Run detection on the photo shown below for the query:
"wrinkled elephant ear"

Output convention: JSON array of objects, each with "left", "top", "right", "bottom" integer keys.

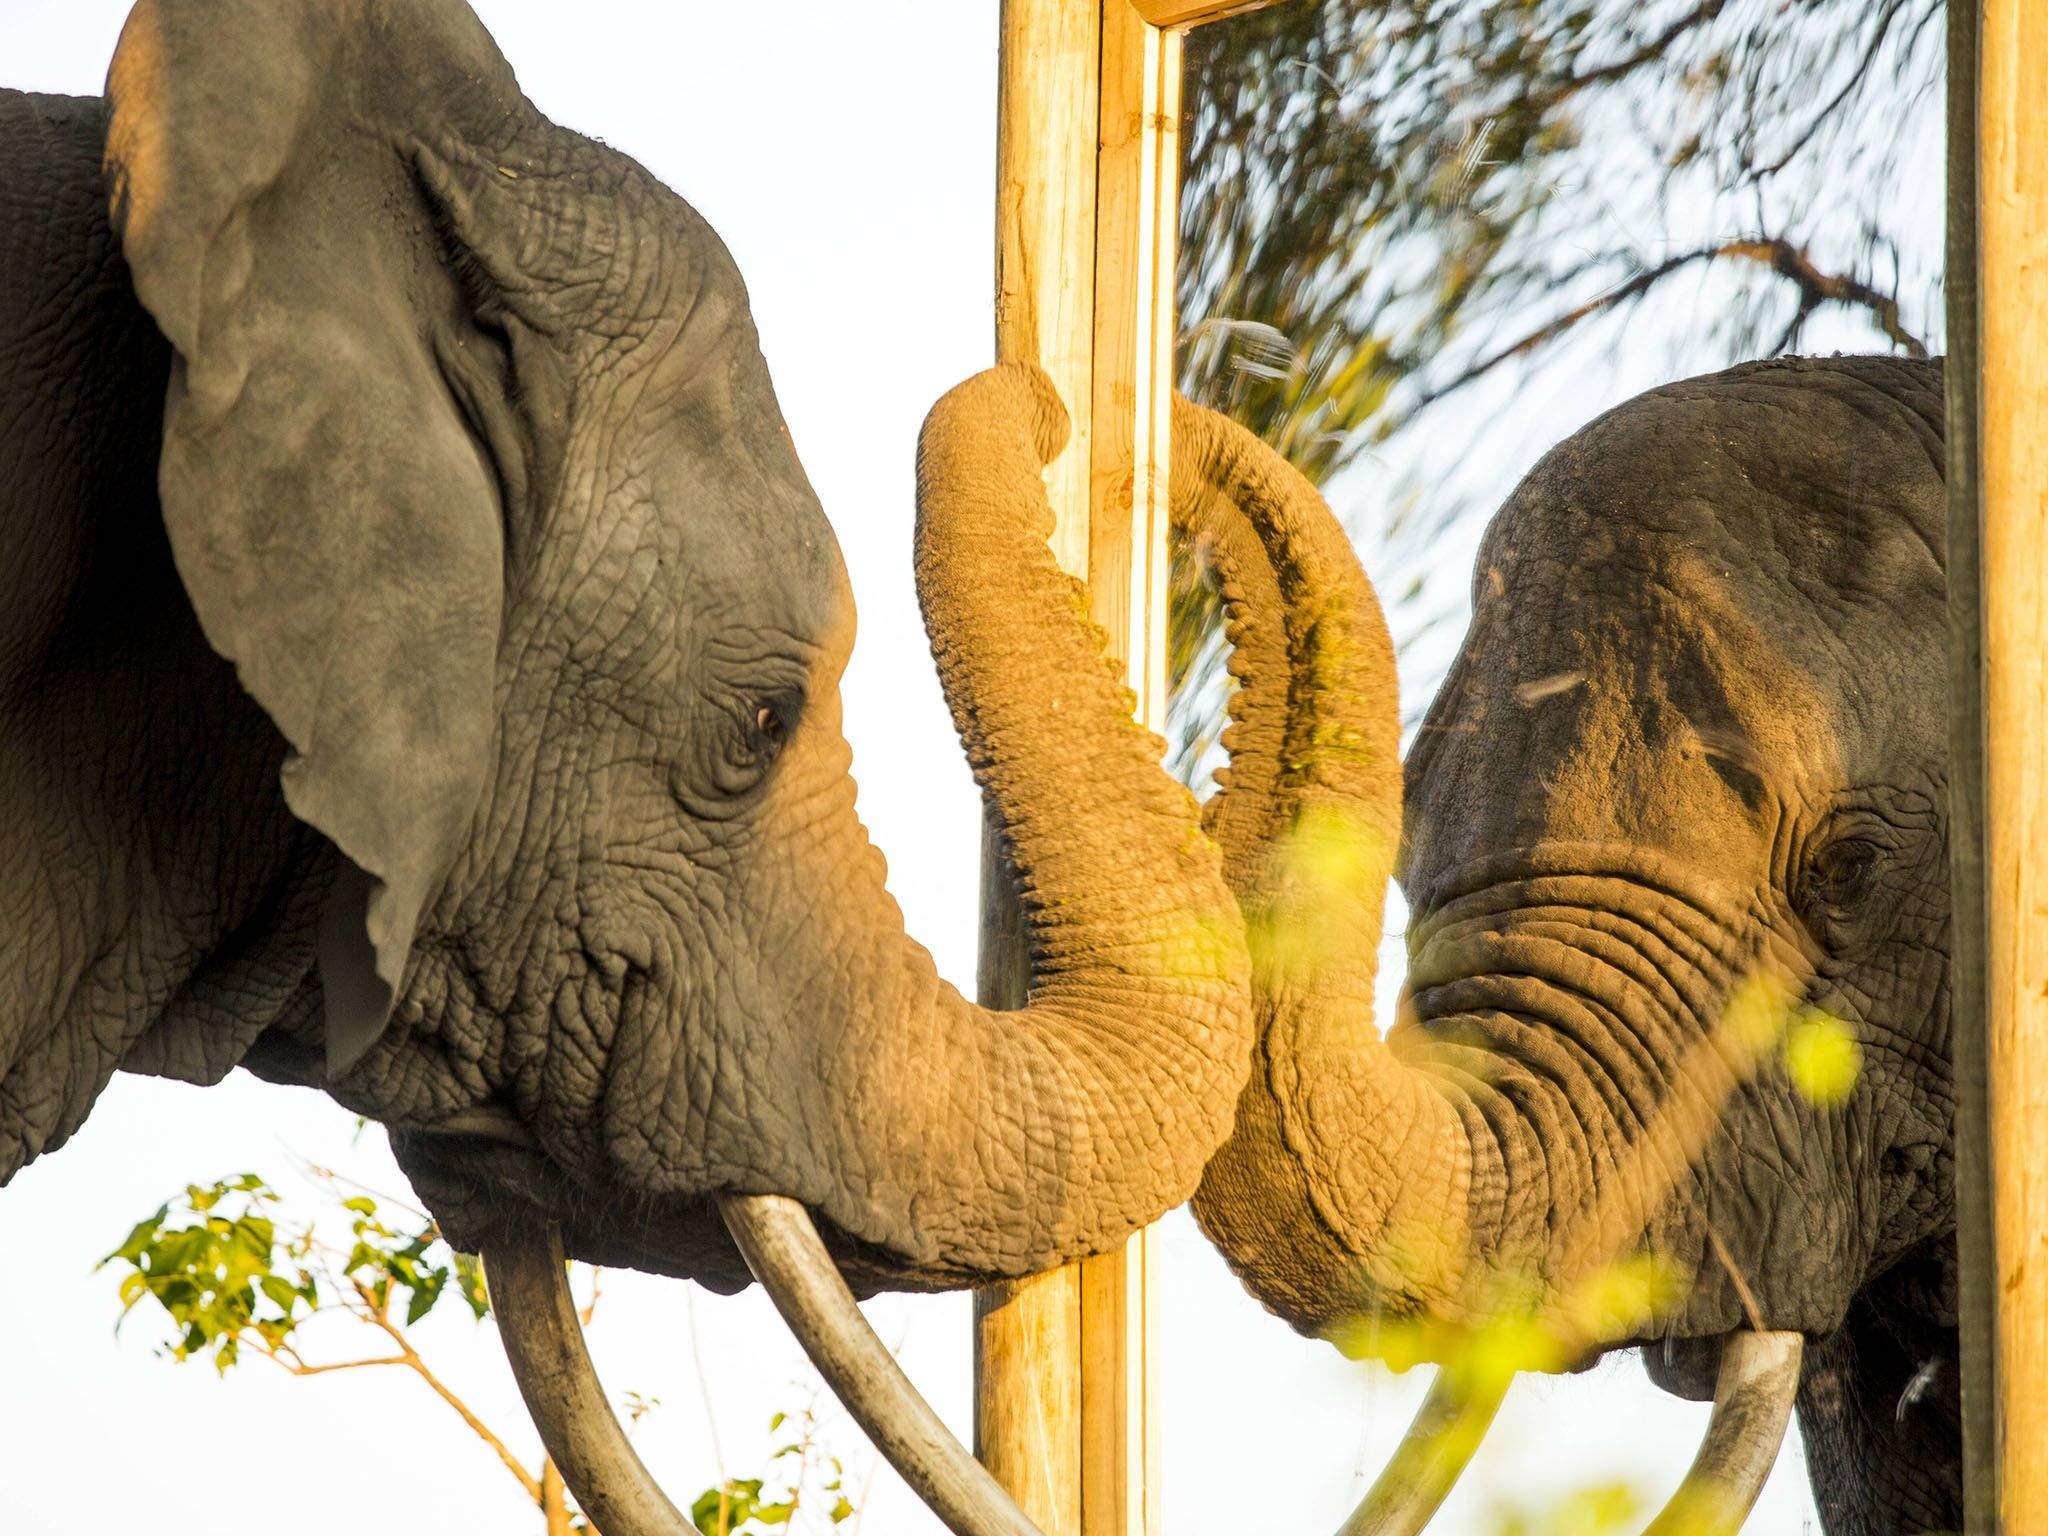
[{"left": 104, "top": 0, "right": 537, "bottom": 1075}]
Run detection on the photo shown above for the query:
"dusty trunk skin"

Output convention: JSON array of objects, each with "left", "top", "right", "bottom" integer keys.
[
  {"left": 1181, "top": 360, "right": 1958, "bottom": 1534},
  {"left": 1172, "top": 399, "right": 1474, "bottom": 1330}
]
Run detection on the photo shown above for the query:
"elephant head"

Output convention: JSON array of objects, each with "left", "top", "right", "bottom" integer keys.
[
  {"left": 0, "top": 1, "right": 1301, "bottom": 1527},
  {"left": 1180, "top": 356, "right": 1955, "bottom": 1534}
]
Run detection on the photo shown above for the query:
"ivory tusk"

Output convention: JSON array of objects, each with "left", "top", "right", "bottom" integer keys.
[
  {"left": 481, "top": 1222, "right": 690, "bottom": 1536},
  {"left": 1642, "top": 1329, "right": 1803, "bottom": 1536},
  {"left": 1335, "top": 1367, "right": 1511, "bottom": 1536},
  {"left": 718, "top": 1192, "right": 1044, "bottom": 1536}
]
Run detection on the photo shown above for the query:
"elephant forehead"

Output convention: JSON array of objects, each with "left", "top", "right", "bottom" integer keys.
[
  {"left": 542, "top": 366, "right": 854, "bottom": 671},
  {"left": 1533, "top": 360, "right": 1939, "bottom": 606},
  {"left": 652, "top": 480, "right": 854, "bottom": 662},
  {"left": 1472, "top": 357, "right": 1947, "bottom": 767},
  {"left": 1431, "top": 561, "right": 1836, "bottom": 870}
]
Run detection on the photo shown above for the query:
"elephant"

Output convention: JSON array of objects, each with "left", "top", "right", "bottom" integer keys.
[
  {"left": 1174, "top": 355, "right": 1958, "bottom": 1535},
  {"left": 0, "top": 1, "right": 1407, "bottom": 1529}
]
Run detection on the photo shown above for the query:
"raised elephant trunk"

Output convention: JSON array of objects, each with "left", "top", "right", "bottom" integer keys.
[
  {"left": 1173, "top": 397, "right": 1473, "bottom": 1328},
  {"left": 1170, "top": 401, "right": 1802, "bottom": 1533},
  {"left": 803, "top": 362, "right": 1253, "bottom": 1277}
]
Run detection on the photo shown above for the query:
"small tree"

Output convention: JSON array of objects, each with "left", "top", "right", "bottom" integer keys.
[{"left": 102, "top": 1167, "right": 857, "bottom": 1536}]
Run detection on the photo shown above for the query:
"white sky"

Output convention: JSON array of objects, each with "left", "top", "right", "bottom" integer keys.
[{"left": 2, "top": 3, "right": 1822, "bottom": 1532}]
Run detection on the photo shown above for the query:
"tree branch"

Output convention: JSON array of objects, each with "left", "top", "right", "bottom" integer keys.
[
  {"left": 1528, "top": 0, "right": 1729, "bottom": 114},
  {"left": 348, "top": 1276, "right": 546, "bottom": 1505},
  {"left": 262, "top": 1352, "right": 411, "bottom": 1378},
  {"left": 1416, "top": 234, "right": 1928, "bottom": 409},
  {"left": 1746, "top": 0, "right": 1910, "bottom": 178},
  {"left": 1715, "top": 236, "right": 1929, "bottom": 356}
]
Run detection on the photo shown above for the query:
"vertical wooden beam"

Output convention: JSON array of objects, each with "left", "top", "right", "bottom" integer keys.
[
  {"left": 975, "top": 4, "right": 1099, "bottom": 1529},
  {"left": 976, "top": 4, "right": 1179, "bottom": 1534},
  {"left": 1978, "top": 0, "right": 2048, "bottom": 1526},
  {"left": 1944, "top": 1, "right": 1995, "bottom": 1528},
  {"left": 1080, "top": 14, "right": 1180, "bottom": 1536}
]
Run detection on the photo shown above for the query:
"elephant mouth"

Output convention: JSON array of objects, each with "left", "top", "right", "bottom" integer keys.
[
  {"left": 390, "top": 1115, "right": 752, "bottom": 1287},
  {"left": 391, "top": 1112, "right": 1044, "bottom": 1536},
  {"left": 1350, "top": 863, "right": 1815, "bottom": 1535}
]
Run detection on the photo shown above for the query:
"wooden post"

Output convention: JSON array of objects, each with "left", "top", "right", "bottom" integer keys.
[
  {"left": 976, "top": 4, "right": 1173, "bottom": 1532},
  {"left": 1078, "top": 15, "right": 1179, "bottom": 1536},
  {"left": 976, "top": 4, "right": 1285, "bottom": 1531},
  {"left": 1128, "top": 0, "right": 1284, "bottom": 24},
  {"left": 1970, "top": 0, "right": 2048, "bottom": 1527},
  {"left": 976, "top": 4, "right": 1102, "bottom": 1529},
  {"left": 1945, "top": 2, "right": 1996, "bottom": 1528}
]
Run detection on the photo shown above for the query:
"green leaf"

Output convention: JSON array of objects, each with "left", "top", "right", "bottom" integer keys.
[
  {"left": 258, "top": 1274, "right": 304, "bottom": 1315},
  {"left": 102, "top": 1207, "right": 168, "bottom": 1268},
  {"left": 404, "top": 1271, "right": 445, "bottom": 1327},
  {"left": 691, "top": 1479, "right": 764, "bottom": 1536},
  {"left": 453, "top": 1251, "right": 491, "bottom": 1320}
]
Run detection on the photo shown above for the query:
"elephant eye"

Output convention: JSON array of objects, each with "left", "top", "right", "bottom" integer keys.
[
  {"left": 1799, "top": 836, "right": 1885, "bottom": 929},
  {"left": 749, "top": 689, "right": 804, "bottom": 754},
  {"left": 696, "top": 683, "right": 806, "bottom": 802},
  {"left": 708, "top": 687, "right": 803, "bottom": 795}
]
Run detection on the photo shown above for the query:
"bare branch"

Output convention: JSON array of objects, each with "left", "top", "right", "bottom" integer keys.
[
  {"left": 1527, "top": 0, "right": 1728, "bottom": 113},
  {"left": 1418, "top": 234, "right": 1927, "bottom": 409},
  {"left": 255, "top": 1349, "right": 411, "bottom": 1378},
  {"left": 1716, "top": 237, "right": 1929, "bottom": 355},
  {"left": 1748, "top": 0, "right": 1909, "bottom": 178},
  {"left": 348, "top": 1286, "right": 546, "bottom": 1505}
]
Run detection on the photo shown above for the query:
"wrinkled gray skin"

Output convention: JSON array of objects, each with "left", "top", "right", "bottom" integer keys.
[
  {"left": 0, "top": 0, "right": 1254, "bottom": 1303},
  {"left": 1187, "top": 356, "right": 1957, "bottom": 1535},
  {"left": 1412, "top": 356, "right": 1958, "bottom": 1534}
]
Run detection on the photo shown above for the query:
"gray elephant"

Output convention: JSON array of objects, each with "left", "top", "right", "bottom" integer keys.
[
  {"left": 1175, "top": 356, "right": 1956, "bottom": 1535},
  {"left": 0, "top": 2, "right": 1392, "bottom": 1529}
]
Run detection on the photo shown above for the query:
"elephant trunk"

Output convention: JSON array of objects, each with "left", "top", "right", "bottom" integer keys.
[
  {"left": 799, "top": 363, "right": 1254, "bottom": 1281},
  {"left": 1170, "top": 398, "right": 1476, "bottom": 1330},
  {"left": 1171, "top": 396, "right": 1777, "bottom": 1334},
  {"left": 1168, "top": 398, "right": 1808, "bottom": 1530}
]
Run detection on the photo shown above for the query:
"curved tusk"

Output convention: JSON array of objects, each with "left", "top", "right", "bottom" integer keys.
[
  {"left": 1642, "top": 1330, "right": 1803, "bottom": 1536},
  {"left": 481, "top": 1223, "right": 689, "bottom": 1536},
  {"left": 1336, "top": 1367, "right": 1511, "bottom": 1536},
  {"left": 719, "top": 1192, "right": 1043, "bottom": 1536}
]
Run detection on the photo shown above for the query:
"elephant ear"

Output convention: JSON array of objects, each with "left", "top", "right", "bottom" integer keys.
[{"left": 105, "top": 0, "right": 537, "bottom": 1075}]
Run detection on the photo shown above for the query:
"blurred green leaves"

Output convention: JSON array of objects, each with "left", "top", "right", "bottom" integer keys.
[
  {"left": 691, "top": 1408, "right": 856, "bottom": 1536},
  {"left": 1786, "top": 1009, "right": 1862, "bottom": 1105},
  {"left": 104, "top": 1173, "right": 314, "bottom": 1374},
  {"left": 1487, "top": 1480, "right": 1645, "bottom": 1535},
  {"left": 104, "top": 1167, "right": 863, "bottom": 1535},
  {"left": 101, "top": 1171, "right": 487, "bottom": 1375}
]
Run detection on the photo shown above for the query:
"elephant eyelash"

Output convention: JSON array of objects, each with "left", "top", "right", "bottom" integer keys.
[{"left": 1797, "top": 836, "right": 1887, "bottom": 929}]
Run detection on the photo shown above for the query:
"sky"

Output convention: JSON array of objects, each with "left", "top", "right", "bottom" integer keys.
[{"left": 3, "top": 3, "right": 1822, "bottom": 1532}]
